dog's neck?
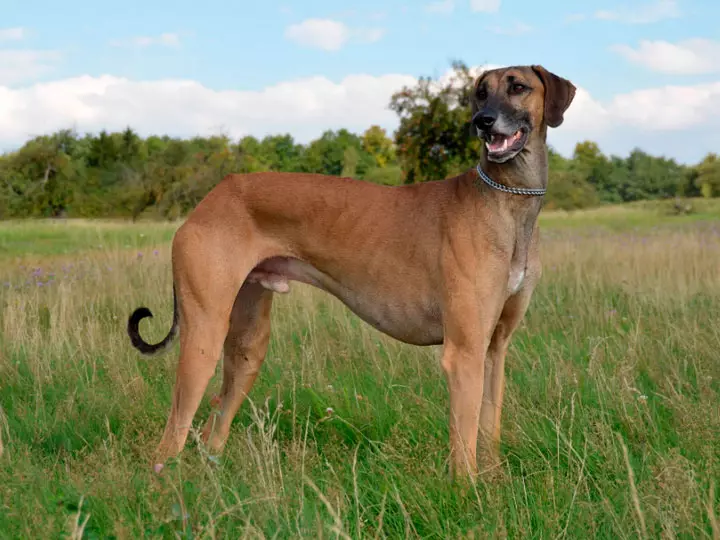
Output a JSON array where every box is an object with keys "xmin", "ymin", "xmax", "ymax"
[
  {"xmin": 471, "ymin": 132, "xmax": 548, "ymax": 281},
  {"xmin": 479, "ymin": 132, "xmax": 549, "ymax": 194}
]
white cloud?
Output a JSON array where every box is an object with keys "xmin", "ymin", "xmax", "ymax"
[
  {"xmin": 609, "ymin": 83, "xmax": 720, "ymax": 130},
  {"xmin": 470, "ymin": 0, "xmax": 501, "ymax": 13},
  {"xmin": 354, "ymin": 28, "xmax": 386, "ymax": 44},
  {"xmin": 593, "ymin": 0, "xmax": 679, "ymax": 24},
  {"xmin": 549, "ymin": 81, "xmax": 720, "ymax": 161},
  {"xmin": 0, "ymin": 50, "xmax": 62, "ymax": 86},
  {"xmin": 425, "ymin": 0, "xmax": 455, "ymax": 14},
  {"xmin": 611, "ymin": 39, "xmax": 720, "ymax": 75},
  {"xmin": 0, "ymin": 73, "xmax": 416, "ymax": 151},
  {"xmin": 284, "ymin": 19, "xmax": 385, "ymax": 51},
  {"xmin": 285, "ymin": 20, "xmax": 349, "ymax": 50},
  {"xmin": 486, "ymin": 22, "xmax": 532, "ymax": 35},
  {"xmin": 1, "ymin": 67, "xmax": 719, "ymax": 164},
  {"xmin": 435, "ymin": 63, "xmax": 500, "ymax": 91},
  {"xmin": 109, "ymin": 33, "xmax": 181, "ymax": 48},
  {"xmin": 0, "ymin": 27, "xmax": 26, "ymax": 41}
]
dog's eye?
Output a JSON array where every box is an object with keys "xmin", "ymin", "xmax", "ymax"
[
  {"xmin": 476, "ymin": 87, "xmax": 487, "ymax": 100},
  {"xmin": 510, "ymin": 83, "xmax": 526, "ymax": 94}
]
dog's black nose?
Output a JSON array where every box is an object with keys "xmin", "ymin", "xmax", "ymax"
[
  {"xmin": 473, "ymin": 110, "xmax": 497, "ymax": 130},
  {"xmin": 477, "ymin": 112, "xmax": 496, "ymax": 128}
]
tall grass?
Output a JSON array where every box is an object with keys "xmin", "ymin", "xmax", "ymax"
[{"xmin": 0, "ymin": 211, "xmax": 719, "ymax": 538}]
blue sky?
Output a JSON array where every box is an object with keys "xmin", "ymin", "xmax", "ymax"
[{"xmin": 1, "ymin": 0, "xmax": 719, "ymax": 163}]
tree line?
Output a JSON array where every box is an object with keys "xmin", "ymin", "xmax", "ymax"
[{"xmin": 1, "ymin": 62, "xmax": 718, "ymax": 220}]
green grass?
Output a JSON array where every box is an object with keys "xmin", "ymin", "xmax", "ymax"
[
  {"xmin": 539, "ymin": 197, "xmax": 720, "ymax": 231},
  {"xmin": 1, "ymin": 203, "xmax": 719, "ymax": 538},
  {"xmin": 0, "ymin": 219, "xmax": 178, "ymax": 259}
]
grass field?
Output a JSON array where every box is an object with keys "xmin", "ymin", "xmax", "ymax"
[{"xmin": 1, "ymin": 200, "xmax": 719, "ymax": 538}]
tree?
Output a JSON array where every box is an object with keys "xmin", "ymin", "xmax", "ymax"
[
  {"xmin": 389, "ymin": 60, "xmax": 483, "ymax": 183},
  {"xmin": 236, "ymin": 136, "xmax": 267, "ymax": 173},
  {"xmin": 572, "ymin": 141, "xmax": 617, "ymax": 203},
  {"xmin": 695, "ymin": 153, "xmax": 720, "ymax": 198},
  {"xmin": 120, "ymin": 127, "xmax": 142, "ymax": 162},
  {"xmin": 361, "ymin": 125, "xmax": 395, "ymax": 168},
  {"xmin": 261, "ymin": 134, "xmax": 305, "ymax": 172},
  {"xmin": 341, "ymin": 146, "xmax": 359, "ymax": 177},
  {"xmin": 87, "ymin": 130, "xmax": 121, "ymax": 169},
  {"xmin": 545, "ymin": 169, "xmax": 600, "ymax": 210},
  {"xmin": 0, "ymin": 134, "xmax": 80, "ymax": 217},
  {"xmin": 623, "ymin": 149, "xmax": 685, "ymax": 201},
  {"xmin": 303, "ymin": 129, "xmax": 373, "ymax": 177}
]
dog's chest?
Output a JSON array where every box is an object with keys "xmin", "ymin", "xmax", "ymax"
[
  {"xmin": 505, "ymin": 208, "xmax": 539, "ymax": 296},
  {"xmin": 507, "ymin": 265, "xmax": 525, "ymax": 295}
]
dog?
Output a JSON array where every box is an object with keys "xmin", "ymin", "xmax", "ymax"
[{"xmin": 128, "ymin": 65, "xmax": 576, "ymax": 478}]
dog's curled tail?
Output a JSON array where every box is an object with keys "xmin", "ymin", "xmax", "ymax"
[{"xmin": 127, "ymin": 286, "xmax": 179, "ymax": 355}]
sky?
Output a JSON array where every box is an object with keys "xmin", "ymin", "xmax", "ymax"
[{"xmin": 1, "ymin": 0, "xmax": 719, "ymax": 164}]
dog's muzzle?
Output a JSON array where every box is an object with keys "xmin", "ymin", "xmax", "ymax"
[{"xmin": 472, "ymin": 109, "xmax": 530, "ymax": 162}]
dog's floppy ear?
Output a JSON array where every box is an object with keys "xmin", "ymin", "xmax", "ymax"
[{"xmin": 531, "ymin": 65, "xmax": 576, "ymax": 128}]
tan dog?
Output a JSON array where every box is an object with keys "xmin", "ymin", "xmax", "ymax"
[{"xmin": 128, "ymin": 65, "xmax": 576, "ymax": 478}]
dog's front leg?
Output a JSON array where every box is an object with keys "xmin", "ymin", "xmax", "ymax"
[
  {"xmin": 478, "ymin": 283, "xmax": 536, "ymax": 467},
  {"xmin": 440, "ymin": 276, "xmax": 506, "ymax": 479},
  {"xmin": 441, "ymin": 339, "xmax": 487, "ymax": 478}
]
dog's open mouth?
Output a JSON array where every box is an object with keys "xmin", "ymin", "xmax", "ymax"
[{"xmin": 485, "ymin": 129, "xmax": 528, "ymax": 159}]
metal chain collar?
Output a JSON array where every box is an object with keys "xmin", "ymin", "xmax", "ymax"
[{"xmin": 475, "ymin": 164, "xmax": 546, "ymax": 197}]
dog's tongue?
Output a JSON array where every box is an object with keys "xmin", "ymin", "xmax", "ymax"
[
  {"xmin": 487, "ymin": 134, "xmax": 509, "ymax": 153},
  {"xmin": 486, "ymin": 130, "xmax": 521, "ymax": 153}
]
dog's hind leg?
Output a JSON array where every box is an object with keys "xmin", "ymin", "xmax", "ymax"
[
  {"xmin": 200, "ymin": 282, "xmax": 273, "ymax": 453},
  {"xmin": 152, "ymin": 224, "xmax": 252, "ymax": 472}
]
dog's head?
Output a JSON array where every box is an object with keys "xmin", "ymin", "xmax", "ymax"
[{"xmin": 470, "ymin": 65, "xmax": 576, "ymax": 163}]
